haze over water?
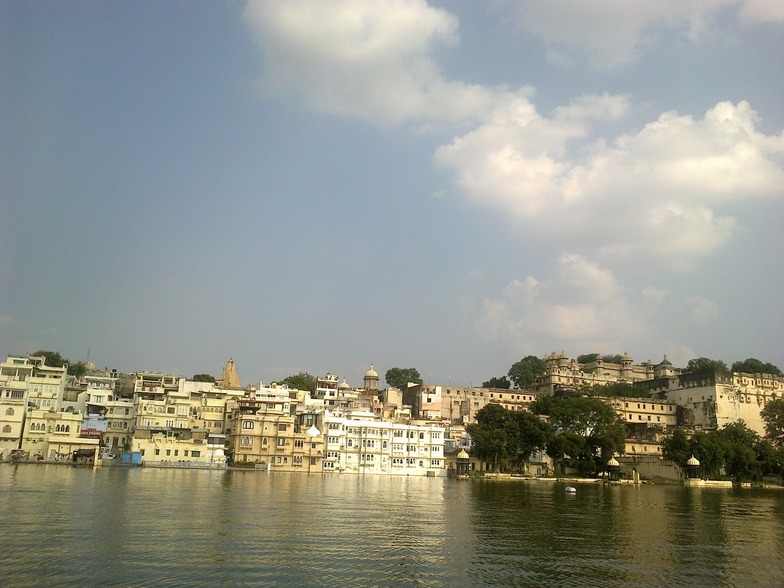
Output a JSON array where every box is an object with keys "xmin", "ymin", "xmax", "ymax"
[{"xmin": 2, "ymin": 466, "xmax": 783, "ymax": 587}]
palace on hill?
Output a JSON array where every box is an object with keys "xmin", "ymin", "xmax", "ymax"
[{"xmin": 1, "ymin": 352, "xmax": 781, "ymax": 478}]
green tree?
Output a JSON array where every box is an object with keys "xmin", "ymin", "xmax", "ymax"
[
  {"xmin": 507, "ymin": 410, "xmax": 552, "ymax": 470},
  {"xmin": 684, "ymin": 357, "xmax": 728, "ymax": 374},
  {"xmin": 688, "ymin": 431, "xmax": 727, "ymax": 479},
  {"xmin": 279, "ymin": 372, "xmax": 317, "ymax": 393},
  {"xmin": 580, "ymin": 382, "xmax": 647, "ymax": 398},
  {"xmin": 731, "ymin": 358, "xmax": 782, "ymax": 376},
  {"xmin": 466, "ymin": 404, "xmax": 551, "ymax": 473},
  {"xmin": 32, "ymin": 350, "xmax": 88, "ymax": 377},
  {"xmin": 384, "ymin": 367, "xmax": 422, "ymax": 389},
  {"xmin": 466, "ymin": 404, "xmax": 512, "ymax": 472},
  {"xmin": 761, "ymin": 398, "xmax": 784, "ymax": 446},
  {"xmin": 68, "ymin": 361, "xmax": 89, "ymax": 379},
  {"xmin": 717, "ymin": 422, "xmax": 761, "ymax": 484},
  {"xmin": 531, "ymin": 395, "xmax": 626, "ymax": 474},
  {"xmin": 192, "ymin": 374, "xmax": 216, "ymax": 383},
  {"xmin": 577, "ymin": 353, "xmax": 600, "ymax": 364},
  {"xmin": 482, "ymin": 376, "xmax": 511, "ymax": 389},
  {"xmin": 662, "ymin": 429, "xmax": 692, "ymax": 467},
  {"xmin": 32, "ymin": 350, "xmax": 67, "ymax": 367},
  {"xmin": 507, "ymin": 355, "xmax": 547, "ymax": 389}
]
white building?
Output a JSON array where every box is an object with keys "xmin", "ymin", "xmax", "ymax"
[{"xmin": 322, "ymin": 411, "xmax": 446, "ymax": 476}]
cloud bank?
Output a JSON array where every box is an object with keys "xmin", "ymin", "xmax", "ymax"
[{"xmin": 243, "ymin": 0, "xmax": 783, "ymax": 358}]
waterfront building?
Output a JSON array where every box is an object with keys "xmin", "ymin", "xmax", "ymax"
[
  {"xmin": 228, "ymin": 386, "xmax": 324, "ymax": 472},
  {"xmin": 322, "ymin": 412, "xmax": 446, "ymax": 476},
  {"xmin": 20, "ymin": 409, "xmax": 99, "ymax": 461},
  {"xmin": 0, "ymin": 372, "xmax": 28, "ymax": 456},
  {"xmin": 103, "ymin": 399, "xmax": 135, "ymax": 453},
  {"xmin": 133, "ymin": 427, "xmax": 226, "ymax": 467}
]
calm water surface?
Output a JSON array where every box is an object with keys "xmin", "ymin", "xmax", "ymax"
[{"xmin": 1, "ymin": 465, "xmax": 783, "ymax": 587}]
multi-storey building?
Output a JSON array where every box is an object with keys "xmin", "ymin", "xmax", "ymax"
[
  {"xmin": 639, "ymin": 370, "xmax": 782, "ymax": 436},
  {"xmin": 228, "ymin": 386, "xmax": 323, "ymax": 472},
  {"xmin": 322, "ymin": 412, "xmax": 446, "ymax": 476},
  {"xmin": 408, "ymin": 384, "xmax": 539, "ymax": 424},
  {"xmin": 133, "ymin": 427, "xmax": 226, "ymax": 466},
  {"xmin": 602, "ymin": 396, "xmax": 678, "ymax": 456},
  {"xmin": 0, "ymin": 384, "xmax": 26, "ymax": 457},
  {"xmin": 20, "ymin": 409, "xmax": 99, "ymax": 461},
  {"xmin": 533, "ymin": 352, "xmax": 679, "ymax": 395},
  {"xmin": 24, "ymin": 359, "xmax": 67, "ymax": 413},
  {"xmin": 103, "ymin": 399, "xmax": 135, "ymax": 452}
]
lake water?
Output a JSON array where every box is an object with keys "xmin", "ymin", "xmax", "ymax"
[{"xmin": 1, "ymin": 465, "xmax": 783, "ymax": 587}]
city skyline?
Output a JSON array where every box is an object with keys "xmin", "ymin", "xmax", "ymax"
[{"xmin": 3, "ymin": 1, "xmax": 783, "ymax": 389}]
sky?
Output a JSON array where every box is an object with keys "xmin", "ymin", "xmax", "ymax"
[{"xmin": 2, "ymin": 0, "xmax": 783, "ymax": 388}]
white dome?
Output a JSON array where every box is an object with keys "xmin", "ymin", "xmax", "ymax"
[{"xmin": 365, "ymin": 365, "xmax": 378, "ymax": 378}]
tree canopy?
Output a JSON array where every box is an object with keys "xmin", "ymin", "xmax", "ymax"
[
  {"xmin": 385, "ymin": 367, "xmax": 422, "ymax": 389},
  {"xmin": 761, "ymin": 398, "xmax": 784, "ymax": 446},
  {"xmin": 507, "ymin": 355, "xmax": 547, "ymax": 389},
  {"xmin": 662, "ymin": 422, "xmax": 783, "ymax": 483},
  {"xmin": 466, "ymin": 404, "xmax": 551, "ymax": 473},
  {"xmin": 32, "ymin": 350, "xmax": 88, "ymax": 378},
  {"xmin": 482, "ymin": 376, "xmax": 511, "ymax": 389},
  {"xmin": 192, "ymin": 374, "xmax": 216, "ymax": 383},
  {"xmin": 530, "ymin": 394, "xmax": 626, "ymax": 475},
  {"xmin": 278, "ymin": 372, "xmax": 317, "ymax": 393},
  {"xmin": 683, "ymin": 357, "xmax": 728, "ymax": 374},
  {"xmin": 731, "ymin": 358, "xmax": 782, "ymax": 376},
  {"xmin": 577, "ymin": 382, "xmax": 649, "ymax": 398}
]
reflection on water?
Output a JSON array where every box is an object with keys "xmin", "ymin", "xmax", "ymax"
[{"xmin": 1, "ymin": 466, "xmax": 782, "ymax": 587}]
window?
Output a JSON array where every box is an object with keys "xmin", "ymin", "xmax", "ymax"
[
  {"xmin": 2, "ymin": 425, "xmax": 11, "ymax": 433},
  {"xmin": 184, "ymin": 450, "xmax": 189, "ymax": 457},
  {"xmin": 174, "ymin": 450, "xmax": 179, "ymax": 456},
  {"xmin": 166, "ymin": 449, "xmax": 171, "ymax": 456},
  {"xmin": 278, "ymin": 424, "xmax": 287, "ymax": 432},
  {"xmin": 277, "ymin": 438, "xmax": 286, "ymax": 447},
  {"xmin": 191, "ymin": 451, "xmax": 200, "ymax": 458},
  {"xmin": 242, "ymin": 421, "xmax": 254, "ymax": 429},
  {"xmin": 431, "ymin": 459, "xmax": 440, "ymax": 466},
  {"xmin": 155, "ymin": 448, "xmax": 160, "ymax": 456},
  {"xmin": 5, "ymin": 407, "xmax": 13, "ymax": 416},
  {"xmin": 241, "ymin": 436, "xmax": 252, "ymax": 447},
  {"xmin": 295, "ymin": 439, "xmax": 304, "ymax": 449}
]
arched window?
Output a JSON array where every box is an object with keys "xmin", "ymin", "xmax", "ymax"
[
  {"xmin": 55, "ymin": 424, "xmax": 61, "ymax": 432},
  {"xmin": 65, "ymin": 425, "xmax": 70, "ymax": 433},
  {"xmin": 5, "ymin": 407, "xmax": 13, "ymax": 416},
  {"xmin": 3, "ymin": 425, "xmax": 11, "ymax": 433}
]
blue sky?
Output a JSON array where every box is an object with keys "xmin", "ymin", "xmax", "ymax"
[{"xmin": 2, "ymin": 1, "xmax": 783, "ymax": 388}]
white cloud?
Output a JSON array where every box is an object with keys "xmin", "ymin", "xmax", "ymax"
[
  {"xmin": 243, "ymin": 2, "xmax": 783, "ymax": 273},
  {"xmin": 739, "ymin": 0, "xmax": 784, "ymax": 23},
  {"xmin": 437, "ymin": 100, "xmax": 784, "ymax": 271},
  {"xmin": 242, "ymin": 0, "xmax": 530, "ymax": 127},
  {"xmin": 687, "ymin": 296, "xmax": 720, "ymax": 323},
  {"xmin": 474, "ymin": 255, "xmax": 645, "ymax": 352},
  {"xmin": 501, "ymin": 0, "xmax": 773, "ymax": 69}
]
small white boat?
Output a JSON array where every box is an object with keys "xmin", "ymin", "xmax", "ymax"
[{"xmin": 565, "ymin": 486, "xmax": 577, "ymax": 493}]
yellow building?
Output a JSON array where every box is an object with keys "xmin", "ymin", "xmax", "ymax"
[{"xmin": 20, "ymin": 410, "xmax": 99, "ymax": 462}]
